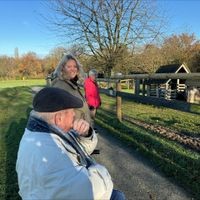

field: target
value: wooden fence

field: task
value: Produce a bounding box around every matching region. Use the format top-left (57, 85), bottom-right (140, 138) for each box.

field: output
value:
top-left (97, 73), bottom-right (200, 121)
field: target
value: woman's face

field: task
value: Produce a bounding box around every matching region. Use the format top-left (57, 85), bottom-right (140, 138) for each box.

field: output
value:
top-left (64, 59), bottom-right (78, 79)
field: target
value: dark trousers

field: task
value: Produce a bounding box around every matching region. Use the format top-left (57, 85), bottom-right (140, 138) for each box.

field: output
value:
top-left (110, 189), bottom-right (126, 200)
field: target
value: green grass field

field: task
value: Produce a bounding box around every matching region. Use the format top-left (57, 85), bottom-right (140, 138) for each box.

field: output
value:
top-left (0, 80), bottom-right (45, 200)
top-left (0, 79), bottom-right (45, 89)
top-left (0, 87), bottom-right (33, 199)
top-left (0, 80), bottom-right (199, 199)
top-left (100, 94), bottom-right (200, 136)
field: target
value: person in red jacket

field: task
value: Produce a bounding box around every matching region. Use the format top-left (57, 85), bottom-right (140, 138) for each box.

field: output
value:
top-left (84, 69), bottom-right (101, 127)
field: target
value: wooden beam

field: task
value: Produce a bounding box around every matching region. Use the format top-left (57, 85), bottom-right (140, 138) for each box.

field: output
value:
top-left (97, 78), bottom-right (119, 83)
top-left (110, 73), bottom-right (200, 80)
top-left (116, 82), bottom-right (122, 122)
top-left (135, 79), bottom-right (140, 95)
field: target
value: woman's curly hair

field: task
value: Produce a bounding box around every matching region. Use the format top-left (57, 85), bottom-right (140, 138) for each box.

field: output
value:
top-left (52, 54), bottom-right (86, 84)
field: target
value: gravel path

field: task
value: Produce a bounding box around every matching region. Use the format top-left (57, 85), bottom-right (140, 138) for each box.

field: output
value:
top-left (93, 125), bottom-right (193, 200)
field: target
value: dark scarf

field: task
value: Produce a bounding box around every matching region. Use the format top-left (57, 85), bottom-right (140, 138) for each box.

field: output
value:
top-left (70, 75), bottom-right (79, 85)
top-left (68, 76), bottom-right (85, 100)
top-left (26, 116), bottom-right (95, 168)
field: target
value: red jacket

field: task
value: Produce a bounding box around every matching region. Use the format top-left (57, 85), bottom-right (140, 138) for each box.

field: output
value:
top-left (84, 77), bottom-right (101, 108)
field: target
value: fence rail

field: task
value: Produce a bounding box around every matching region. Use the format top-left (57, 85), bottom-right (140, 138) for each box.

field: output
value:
top-left (97, 73), bottom-right (200, 121)
top-left (110, 73), bottom-right (200, 80)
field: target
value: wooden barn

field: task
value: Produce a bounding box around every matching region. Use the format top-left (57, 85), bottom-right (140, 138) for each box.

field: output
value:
top-left (146, 63), bottom-right (190, 100)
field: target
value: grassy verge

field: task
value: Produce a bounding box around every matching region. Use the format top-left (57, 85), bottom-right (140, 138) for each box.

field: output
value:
top-left (97, 94), bottom-right (200, 198)
top-left (0, 79), bottom-right (45, 88)
top-left (0, 86), bottom-right (36, 200)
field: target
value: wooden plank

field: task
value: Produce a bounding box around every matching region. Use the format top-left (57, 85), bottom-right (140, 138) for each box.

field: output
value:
top-left (135, 79), bottom-right (140, 95)
top-left (116, 91), bottom-right (200, 115)
top-left (110, 73), bottom-right (200, 80)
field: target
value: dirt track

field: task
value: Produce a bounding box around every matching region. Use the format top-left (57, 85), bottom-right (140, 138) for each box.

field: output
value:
top-left (93, 125), bottom-right (193, 200)
top-left (123, 116), bottom-right (200, 152)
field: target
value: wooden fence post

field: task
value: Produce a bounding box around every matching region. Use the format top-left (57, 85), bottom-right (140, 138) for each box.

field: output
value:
top-left (132, 79), bottom-right (135, 94)
top-left (142, 79), bottom-right (145, 96)
top-left (135, 79), bottom-right (140, 95)
top-left (116, 81), bottom-right (122, 122)
top-left (147, 85), bottom-right (150, 96)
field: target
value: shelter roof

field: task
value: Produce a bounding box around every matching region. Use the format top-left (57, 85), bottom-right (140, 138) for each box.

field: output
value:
top-left (145, 63), bottom-right (190, 85)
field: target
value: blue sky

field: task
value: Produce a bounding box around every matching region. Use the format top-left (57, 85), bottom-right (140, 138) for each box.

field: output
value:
top-left (0, 0), bottom-right (62, 57)
top-left (0, 0), bottom-right (200, 58)
top-left (159, 0), bottom-right (200, 36)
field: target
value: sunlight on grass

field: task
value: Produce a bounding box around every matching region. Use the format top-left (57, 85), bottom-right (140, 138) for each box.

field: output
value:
top-left (0, 79), bottom-right (45, 88)
top-left (100, 93), bottom-right (200, 136)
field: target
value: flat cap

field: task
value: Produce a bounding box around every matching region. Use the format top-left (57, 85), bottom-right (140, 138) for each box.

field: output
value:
top-left (33, 87), bottom-right (83, 112)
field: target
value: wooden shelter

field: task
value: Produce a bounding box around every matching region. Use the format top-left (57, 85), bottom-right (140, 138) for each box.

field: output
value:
top-left (146, 63), bottom-right (190, 100)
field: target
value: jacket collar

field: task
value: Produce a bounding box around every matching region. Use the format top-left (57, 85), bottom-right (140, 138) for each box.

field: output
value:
top-left (27, 115), bottom-right (51, 133)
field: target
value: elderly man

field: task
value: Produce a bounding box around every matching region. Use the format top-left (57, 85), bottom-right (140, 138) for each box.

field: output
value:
top-left (16, 87), bottom-right (125, 200)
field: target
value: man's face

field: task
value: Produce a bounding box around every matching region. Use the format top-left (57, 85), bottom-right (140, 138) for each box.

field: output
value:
top-left (57, 109), bottom-right (75, 132)
top-left (64, 59), bottom-right (78, 79)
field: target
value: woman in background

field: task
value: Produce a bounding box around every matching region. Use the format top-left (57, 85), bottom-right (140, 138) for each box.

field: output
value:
top-left (51, 54), bottom-right (92, 127)
top-left (84, 69), bottom-right (101, 127)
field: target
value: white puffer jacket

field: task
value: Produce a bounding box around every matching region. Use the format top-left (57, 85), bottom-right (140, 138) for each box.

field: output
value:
top-left (16, 128), bottom-right (113, 200)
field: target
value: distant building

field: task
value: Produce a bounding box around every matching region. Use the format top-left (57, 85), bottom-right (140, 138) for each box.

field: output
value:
top-left (145, 63), bottom-right (190, 100)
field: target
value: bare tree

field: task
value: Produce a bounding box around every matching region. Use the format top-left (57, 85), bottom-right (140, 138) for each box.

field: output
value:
top-left (45, 0), bottom-right (165, 76)
top-left (131, 44), bottom-right (164, 73)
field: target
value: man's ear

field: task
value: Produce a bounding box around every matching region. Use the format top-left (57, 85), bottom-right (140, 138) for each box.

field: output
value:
top-left (55, 112), bottom-right (62, 126)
